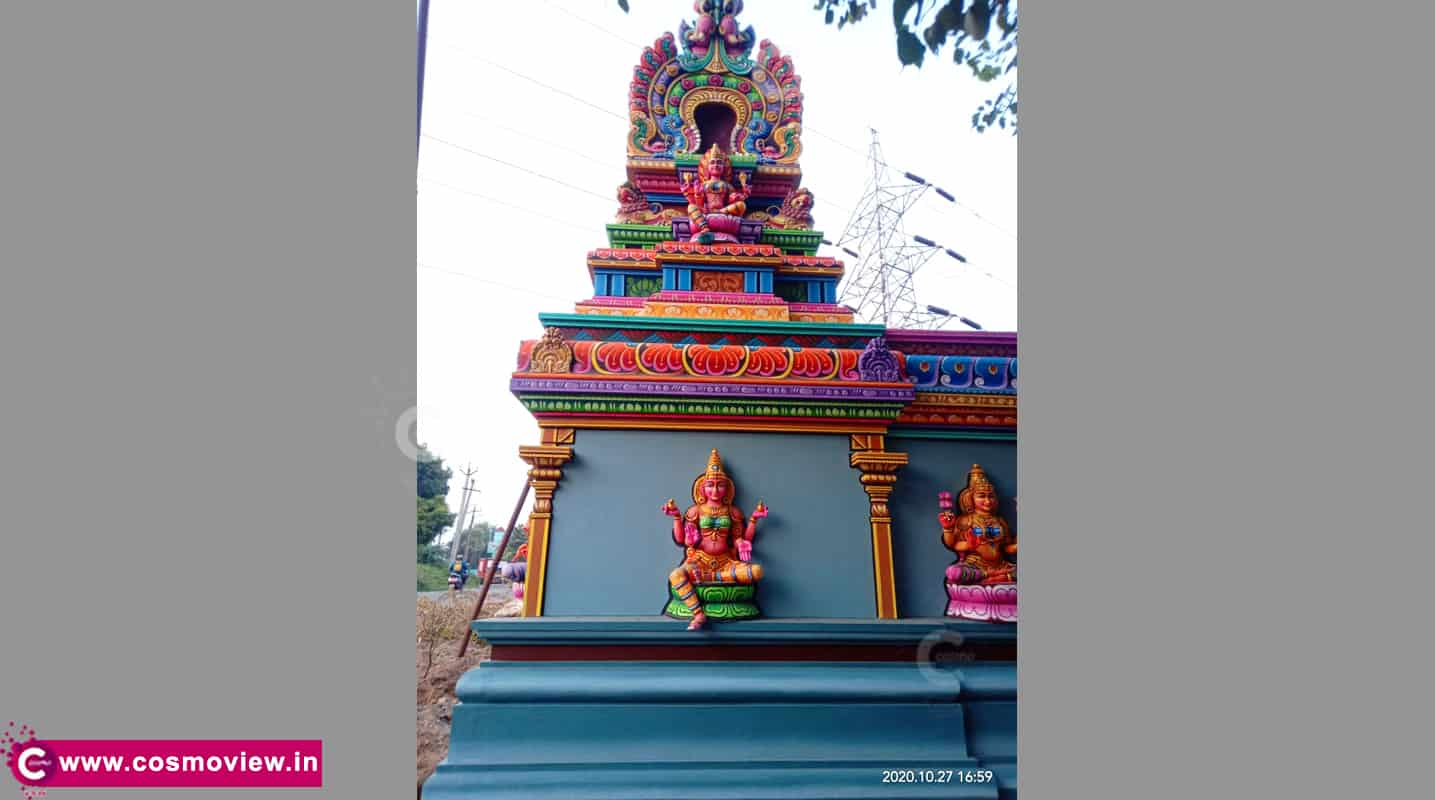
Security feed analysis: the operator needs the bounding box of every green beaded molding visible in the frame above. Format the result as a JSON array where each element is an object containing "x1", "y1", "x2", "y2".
[
  {"x1": 664, "y1": 583, "x2": 760, "y2": 620},
  {"x1": 759, "y1": 228, "x2": 824, "y2": 256},
  {"x1": 674, "y1": 153, "x2": 759, "y2": 170},
  {"x1": 518, "y1": 395, "x2": 906, "y2": 420},
  {"x1": 604, "y1": 224, "x2": 670, "y2": 249}
]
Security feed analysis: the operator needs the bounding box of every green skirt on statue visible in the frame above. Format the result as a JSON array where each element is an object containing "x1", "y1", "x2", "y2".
[{"x1": 663, "y1": 583, "x2": 760, "y2": 620}]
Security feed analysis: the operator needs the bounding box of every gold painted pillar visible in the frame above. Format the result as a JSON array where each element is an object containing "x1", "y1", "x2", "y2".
[
  {"x1": 850, "y1": 434, "x2": 908, "y2": 619},
  {"x1": 518, "y1": 427, "x2": 574, "y2": 617}
]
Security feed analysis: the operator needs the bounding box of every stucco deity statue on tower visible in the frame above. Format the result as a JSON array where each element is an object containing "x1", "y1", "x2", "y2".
[
  {"x1": 939, "y1": 464, "x2": 1018, "y2": 622},
  {"x1": 662, "y1": 449, "x2": 768, "y2": 630},
  {"x1": 681, "y1": 144, "x2": 751, "y2": 243}
]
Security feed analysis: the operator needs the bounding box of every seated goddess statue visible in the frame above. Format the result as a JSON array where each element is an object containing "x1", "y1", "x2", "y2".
[
  {"x1": 938, "y1": 464, "x2": 1017, "y2": 622},
  {"x1": 681, "y1": 145, "x2": 750, "y2": 243},
  {"x1": 662, "y1": 449, "x2": 768, "y2": 630}
]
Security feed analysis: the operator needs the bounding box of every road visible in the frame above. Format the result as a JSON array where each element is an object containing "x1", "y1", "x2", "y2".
[{"x1": 418, "y1": 583, "x2": 514, "y2": 604}]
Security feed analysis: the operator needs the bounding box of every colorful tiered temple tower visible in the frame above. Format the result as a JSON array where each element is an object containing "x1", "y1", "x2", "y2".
[{"x1": 426, "y1": 5, "x2": 1016, "y2": 797}]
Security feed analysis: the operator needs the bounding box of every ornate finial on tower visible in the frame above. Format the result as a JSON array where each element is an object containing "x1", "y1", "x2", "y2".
[
  {"x1": 678, "y1": 0, "x2": 755, "y2": 64},
  {"x1": 528, "y1": 327, "x2": 574, "y2": 373},
  {"x1": 858, "y1": 336, "x2": 903, "y2": 382}
]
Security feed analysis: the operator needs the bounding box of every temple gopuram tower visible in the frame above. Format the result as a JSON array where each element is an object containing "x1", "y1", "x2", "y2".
[{"x1": 426, "y1": 5, "x2": 1017, "y2": 797}]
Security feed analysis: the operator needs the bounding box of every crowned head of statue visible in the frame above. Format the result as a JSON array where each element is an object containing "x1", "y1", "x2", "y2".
[
  {"x1": 958, "y1": 464, "x2": 1001, "y2": 517},
  {"x1": 692, "y1": 448, "x2": 736, "y2": 506},
  {"x1": 698, "y1": 144, "x2": 731, "y2": 181}
]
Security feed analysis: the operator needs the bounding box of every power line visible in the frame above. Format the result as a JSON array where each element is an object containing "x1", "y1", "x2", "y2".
[
  {"x1": 421, "y1": 133, "x2": 612, "y2": 202},
  {"x1": 538, "y1": 0, "x2": 645, "y2": 50},
  {"x1": 907, "y1": 233, "x2": 1016, "y2": 290},
  {"x1": 445, "y1": 109, "x2": 614, "y2": 170},
  {"x1": 430, "y1": 17, "x2": 1013, "y2": 288},
  {"x1": 804, "y1": 125, "x2": 867, "y2": 157},
  {"x1": 432, "y1": 41, "x2": 625, "y2": 122},
  {"x1": 417, "y1": 262, "x2": 576, "y2": 303},
  {"x1": 799, "y1": 126, "x2": 1019, "y2": 244},
  {"x1": 418, "y1": 176, "x2": 597, "y2": 233}
]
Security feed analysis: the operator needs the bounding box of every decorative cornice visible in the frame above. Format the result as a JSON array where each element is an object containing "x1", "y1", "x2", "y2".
[
  {"x1": 520, "y1": 396, "x2": 905, "y2": 421},
  {"x1": 887, "y1": 428, "x2": 1017, "y2": 441},
  {"x1": 906, "y1": 354, "x2": 1017, "y2": 394},
  {"x1": 655, "y1": 241, "x2": 781, "y2": 257},
  {"x1": 909, "y1": 392, "x2": 1016, "y2": 409},
  {"x1": 884, "y1": 330, "x2": 1017, "y2": 357},
  {"x1": 648, "y1": 290, "x2": 786, "y2": 305},
  {"x1": 549, "y1": 340, "x2": 892, "y2": 383},
  {"x1": 896, "y1": 392, "x2": 1018, "y2": 429},
  {"x1": 512, "y1": 375, "x2": 914, "y2": 402}
]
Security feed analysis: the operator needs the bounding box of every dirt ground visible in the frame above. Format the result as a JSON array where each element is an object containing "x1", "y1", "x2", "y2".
[{"x1": 416, "y1": 586, "x2": 521, "y2": 795}]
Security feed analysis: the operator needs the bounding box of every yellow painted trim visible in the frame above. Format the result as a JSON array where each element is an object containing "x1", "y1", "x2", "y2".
[
  {"x1": 871, "y1": 520, "x2": 897, "y2": 618},
  {"x1": 521, "y1": 512, "x2": 552, "y2": 617}
]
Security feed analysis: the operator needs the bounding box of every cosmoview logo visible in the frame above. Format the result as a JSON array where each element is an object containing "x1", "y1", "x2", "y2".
[
  {"x1": 15, "y1": 744, "x2": 54, "y2": 784},
  {"x1": 4, "y1": 722, "x2": 51, "y2": 799}
]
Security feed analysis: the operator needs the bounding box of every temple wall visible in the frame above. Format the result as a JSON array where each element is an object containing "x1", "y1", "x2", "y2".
[
  {"x1": 887, "y1": 436, "x2": 1017, "y2": 618},
  {"x1": 541, "y1": 428, "x2": 876, "y2": 618}
]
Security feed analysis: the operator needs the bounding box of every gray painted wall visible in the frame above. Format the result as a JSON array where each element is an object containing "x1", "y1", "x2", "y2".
[
  {"x1": 543, "y1": 429, "x2": 876, "y2": 618},
  {"x1": 887, "y1": 438, "x2": 1017, "y2": 618}
]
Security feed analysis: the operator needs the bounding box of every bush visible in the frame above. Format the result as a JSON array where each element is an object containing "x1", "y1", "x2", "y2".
[
  {"x1": 417, "y1": 543, "x2": 448, "y2": 566},
  {"x1": 415, "y1": 595, "x2": 479, "y2": 681},
  {"x1": 417, "y1": 562, "x2": 450, "y2": 592}
]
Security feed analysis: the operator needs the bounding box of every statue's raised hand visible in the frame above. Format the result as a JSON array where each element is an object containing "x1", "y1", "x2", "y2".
[
  {"x1": 684, "y1": 522, "x2": 700, "y2": 546},
  {"x1": 733, "y1": 171, "x2": 752, "y2": 201}
]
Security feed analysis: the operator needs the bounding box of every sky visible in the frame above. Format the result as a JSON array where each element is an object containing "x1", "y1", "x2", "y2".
[{"x1": 416, "y1": 0, "x2": 1017, "y2": 543}]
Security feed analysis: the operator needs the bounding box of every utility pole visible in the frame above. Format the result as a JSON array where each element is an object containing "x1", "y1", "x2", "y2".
[
  {"x1": 447, "y1": 464, "x2": 479, "y2": 563},
  {"x1": 417, "y1": 0, "x2": 431, "y2": 155},
  {"x1": 462, "y1": 505, "x2": 479, "y2": 563}
]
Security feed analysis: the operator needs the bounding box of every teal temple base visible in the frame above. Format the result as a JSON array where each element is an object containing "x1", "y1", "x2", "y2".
[{"x1": 423, "y1": 618, "x2": 1015, "y2": 800}]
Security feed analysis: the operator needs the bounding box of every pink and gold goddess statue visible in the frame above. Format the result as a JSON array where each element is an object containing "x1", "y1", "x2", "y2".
[
  {"x1": 939, "y1": 464, "x2": 1017, "y2": 622},
  {"x1": 681, "y1": 145, "x2": 750, "y2": 243},
  {"x1": 662, "y1": 449, "x2": 767, "y2": 630}
]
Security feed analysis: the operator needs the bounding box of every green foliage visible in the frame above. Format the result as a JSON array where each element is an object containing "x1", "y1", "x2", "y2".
[
  {"x1": 417, "y1": 561, "x2": 450, "y2": 592},
  {"x1": 615, "y1": 1, "x2": 1015, "y2": 133},
  {"x1": 416, "y1": 444, "x2": 456, "y2": 547},
  {"x1": 417, "y1": 495, "x2": 455, "y2": 548},
  {"x1": 456, "y1": 522, "x2": 498, "y2": 557},
  {"x1": 416, "y1": 444, "x2": 452, "y2": 500},
  {"x1": 814, "y1": 0, "x2": 1019, "y2": 135},
  {"x1": 417, "y1": 542, "x2": 448, "y2": 566},
  {"x1": 500, "y1": 525, "x2": 530, "y2": 560}
]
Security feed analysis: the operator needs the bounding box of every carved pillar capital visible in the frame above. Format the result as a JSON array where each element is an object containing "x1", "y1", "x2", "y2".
[
  {"x1": 850, "y1": 435, "x2": 907, "y2": 619},
  {"x1": 517, "y1": 438, "x2": 574, "y2": 617}
]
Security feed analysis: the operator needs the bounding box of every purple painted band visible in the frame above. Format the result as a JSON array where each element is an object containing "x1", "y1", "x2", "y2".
[{"x1": 510, "y1": 376, "x2": 915, "y2": 403}]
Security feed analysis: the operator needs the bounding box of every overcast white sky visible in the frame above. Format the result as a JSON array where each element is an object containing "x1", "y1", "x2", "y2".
[{"x1": 416, "y1": 0, "x2": 1017, "y2": 542}]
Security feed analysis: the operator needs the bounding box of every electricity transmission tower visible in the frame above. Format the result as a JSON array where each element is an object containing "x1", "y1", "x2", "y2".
[{"x1": 833, "y1": 130, "x2": 968, "y2": 330}]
